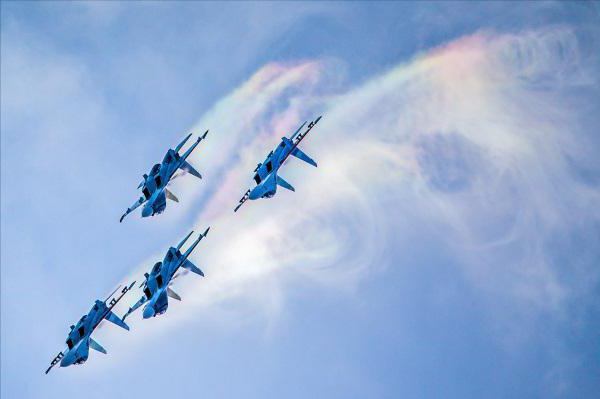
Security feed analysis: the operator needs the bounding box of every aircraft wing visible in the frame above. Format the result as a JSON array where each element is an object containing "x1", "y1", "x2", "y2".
[
  {"x1": 179, "y1": 228, "x2": 209, "y2": 263},
  {"x1": 234, "y1": 189, "x2": 251, "y2": 212},
  {"x1": 45, "y1": 347, "x2": 67, "y2": 374},
  {"x1": 281, "y1": 116, "x2": 322, "y2": 165},
  {"x1": 289, "y1": 121, "x2": 307, "y2": 140},
  {"x1": 94, "y1": 282, "x2": 136, "y2": 329},
  {"x1": 120, "y1": 196, "x2": 146, "y2": 223},
  {"x1": 178, "y1": 130, "x2": 208, "y2": 163},
  {"x1": 166, "y1": 130, "x2": 208, "y2": 182},
  {"x1": 122, "y1": 296, "x2": 146, "y2": 321}
]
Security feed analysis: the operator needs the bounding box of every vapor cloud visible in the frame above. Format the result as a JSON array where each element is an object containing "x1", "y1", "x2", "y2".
[{"x1": 121, "y1": 28, "x2": 599, "y2": 353}]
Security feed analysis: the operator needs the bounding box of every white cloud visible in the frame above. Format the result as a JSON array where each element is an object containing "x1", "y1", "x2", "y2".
[{"x1": 117, "y1": 28, "x2": 600, "y2": 362}]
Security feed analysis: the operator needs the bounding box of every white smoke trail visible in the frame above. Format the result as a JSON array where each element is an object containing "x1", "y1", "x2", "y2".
[{"x1": 114, "y1": 28, "x2": 599, "y2": 353}]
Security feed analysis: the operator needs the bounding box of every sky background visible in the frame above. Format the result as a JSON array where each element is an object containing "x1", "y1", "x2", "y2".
[{"x1": 2, "y1": 1, "x2": 600, "y2": 398}]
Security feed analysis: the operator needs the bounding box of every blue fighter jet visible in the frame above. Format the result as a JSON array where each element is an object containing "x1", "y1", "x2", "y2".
[
  {"x1": 234, "y1": 116, "x2": 322, "y2": 212},
  {"x1": 120, "y1": 131, "x2": 209, "y2": 222},
  {"x1": 45, "y1": 282, "x2": 136, "y2": 374},
  {"x1": 122, "y1": 228, "x2": 209, "y2": 320}
]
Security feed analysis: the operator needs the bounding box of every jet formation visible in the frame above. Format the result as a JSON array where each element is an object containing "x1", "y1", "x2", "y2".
[{"x1": 46, "y1": 115, "x2": 322, "y2": 373}]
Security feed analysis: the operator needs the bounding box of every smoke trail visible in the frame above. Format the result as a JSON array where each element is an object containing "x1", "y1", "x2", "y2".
[{"x1": 116, "y1": 28, "x2": 599, "y2": 352}]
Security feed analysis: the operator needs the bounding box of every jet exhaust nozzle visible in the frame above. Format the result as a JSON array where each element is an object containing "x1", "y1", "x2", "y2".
[
  {"x1": 141, "y1": 205, "x2": 153, "y2": 218},
  {"x1": 143, "y1": 305, "x2": 156, "y2": 319}
]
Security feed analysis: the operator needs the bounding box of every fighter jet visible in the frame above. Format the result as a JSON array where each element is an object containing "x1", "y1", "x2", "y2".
[
  {"x1": 234, "y1": 116, "x2": 321, "y2": 212},
  {"x1": 45, "y1": 282, "x2": 136, "y2": 374},
  {"x1": 122, "y1": 228, "x2": 209, "y2": 320},
  {"x1": 120, "y1": 131, "x2": 209, "y2": 222}
]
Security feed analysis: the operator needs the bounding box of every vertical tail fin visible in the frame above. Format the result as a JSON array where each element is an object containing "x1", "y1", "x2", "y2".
[
  {"x1": 174, "y1": 133, "x2": 193, "y2": 153},
  {"x1": 180, "y1": 228, "x2": 209, "y2": 261},
  {"x1": 177, "y1": 228, "x2": 209, "y2": 275},
  {"x1": 179, "y1": 130, "x2": 208, "y2": 161},
  {"x1": 177, "y1": 231, "x2": 194, "y2": 251}
]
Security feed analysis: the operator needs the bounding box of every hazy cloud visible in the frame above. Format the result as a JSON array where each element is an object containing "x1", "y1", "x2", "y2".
[{"x1": 119, "y1": 28, "x2": 600, "y2": 359}]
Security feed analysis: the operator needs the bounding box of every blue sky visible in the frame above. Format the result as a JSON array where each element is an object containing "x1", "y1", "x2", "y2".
[{"x1": 1, "y1": 2, "x2": 599, "y2": 398}]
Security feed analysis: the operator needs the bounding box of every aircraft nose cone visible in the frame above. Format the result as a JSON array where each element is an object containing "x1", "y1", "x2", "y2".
[
  {"x1": 143, "y1": 305, "x2": 155, "y2": 319},
  {"x1": 141, "y1": 205, "x2": 153, "y2": 218}
]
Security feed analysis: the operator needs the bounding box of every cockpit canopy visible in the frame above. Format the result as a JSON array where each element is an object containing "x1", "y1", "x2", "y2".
[
  {"x1": 163, "y1": 152, "x2": 174, "y2": 164},
  {"x1": 150, "y1": 163, "x2": 161, "y2": 176},
  {"x1": 151, "y1": 261, "x2": 162, "y2": 274},
  {"x1": 253, "y1": 159, "x2": 274, "y2": 185},
  {"x1": 66, "y1": 315, "x2": 88, "y2": 348},
  {"x1": 165, "y1": 248, "x2": 177, "y2": 263}
]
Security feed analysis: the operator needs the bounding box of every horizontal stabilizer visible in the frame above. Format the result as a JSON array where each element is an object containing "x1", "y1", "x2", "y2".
[
  {"x1": 291, "y1": 147, "x2": 317, "y2": 167},
  {"x1": 182, "y1": 259, "x2": 204, "y2": 276},
  {"x1": 105, "y1": 310, "x2": 130, "y2": 331},
  {"x1": 120, "y1": 196, "x2": 145, "y2": 223},
  {"x1": 122, "y1": 297, "x2": 146, "y2": 321},
  {"x1": 276, "y1": 175, "x2": 295, "y2": 192},
  {"x1": 165, "y1": 188, "x2": 179, "y2": 202},
  {"x1": 180, "y1": 160, "x2": 202, "y2": 179},
  {"x1": 89, "y1": 338, "x2": 107, "y2": 354},
  {"x1": 167, "y1": 287, "x2": 181, "y2": 301}
]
